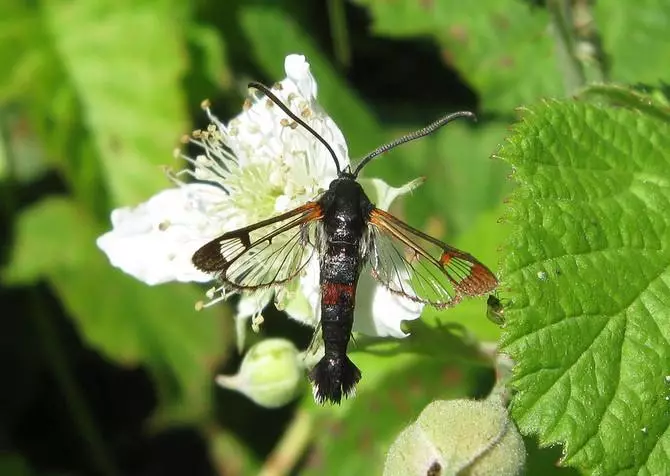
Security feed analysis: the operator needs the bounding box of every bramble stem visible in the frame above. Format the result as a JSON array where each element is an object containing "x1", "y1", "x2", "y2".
[
  {"x1": 548, "y1": 0, "x2": 586, "y2": 93},
  {"x1": 258, "y1": 409, "x2": 314, "y2": 476},
  {"x1": 547, "y1": 0, "x2": 608, "y2": 93}
]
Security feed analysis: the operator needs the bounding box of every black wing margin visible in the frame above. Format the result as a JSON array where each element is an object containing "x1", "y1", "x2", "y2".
[
  {"x1": 367, "y1": 208, "x2": 498, "y2": 308},
  {"x1": 192, "y1": 202, "x2": 323, "y2": 290}
]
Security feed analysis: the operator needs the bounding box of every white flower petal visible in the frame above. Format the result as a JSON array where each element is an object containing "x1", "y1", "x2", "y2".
[
  {"x1": 352, "y1": 272, "x2": 424, "y2": 338},
  {"x1": 280, "y1": 289, "x2": 315, "y2": 326},
  {"x1": 237, "y1": 290, "x2": 274, "y2": 320},
  {"x1": 290, "y1": 257, "x2": 321, "y2": 327},
  {"x1": 96, "y1": 184, "x2": 228, "y2": 285},
  {"x1": 285, "y1": 54, "x2": 317, "y2": 101},
  {"x1": 274, "y1": 194, "x2": 292, "y2": 213},
  {"x1": 359, "y1": 177, "x2": 425, "y2": 211}
]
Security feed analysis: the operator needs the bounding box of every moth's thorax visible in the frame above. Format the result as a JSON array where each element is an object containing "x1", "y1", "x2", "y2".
[{"x1": 320, "y1": 177, "x2": 373, "y2": 242}]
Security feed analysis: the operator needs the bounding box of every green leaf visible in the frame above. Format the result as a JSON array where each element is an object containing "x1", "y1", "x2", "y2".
[
  {"x1": 0, "y1": 3, "x2": 44, "y2": 101},
  {"x1": 3, "y1": 198, "x2": 93, "y2": 283},
  {"x1": 578, "y1": 83, "x2": 670, "y2": 123},
  {"x1": 186, "y1": 23, "x2": 232, "y2": 91},
  {"x1": 0, "y1": 3, "x2": 110, "y2": 215},
  {"x1": 594, "y1": 0, "x2": 670, "y2": 85},
  {"x1": 0, "y1": 454, "x2": 31, "y2": 476},
  {"x1": 499, "y1": 100, "x2": 670, "y2": 473},
  {"x1": 4, "y1": 197, "x2": 230, "y2": 421},
  {"x1": 42, "y1": 0, "x2": 190, "y2": 205},
  {"x1": 354, "y1": 0, "x2": 564, "y2": 112}
]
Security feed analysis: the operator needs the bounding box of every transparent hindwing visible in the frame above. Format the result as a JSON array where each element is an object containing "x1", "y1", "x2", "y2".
[{"x1": 367, "y1": 208, "x2": 498, "y2": 308}]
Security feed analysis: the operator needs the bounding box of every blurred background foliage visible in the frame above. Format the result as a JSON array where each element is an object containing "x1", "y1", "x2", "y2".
[{"x1": 0, "y1": 0, "x2": 667, "y2": 475}]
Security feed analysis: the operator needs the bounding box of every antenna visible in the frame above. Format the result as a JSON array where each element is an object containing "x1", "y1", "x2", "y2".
[
  {"x1": 352, "y1": 111, "x2": 476, "y2": 177},
  {"x1": 248, "y1": 82, "x2": 342, "y2": 175}
]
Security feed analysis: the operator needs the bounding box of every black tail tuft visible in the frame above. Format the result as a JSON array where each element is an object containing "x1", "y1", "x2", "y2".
[{"x1": 308, "y1": 356, "x2": 361, "y2": 404}]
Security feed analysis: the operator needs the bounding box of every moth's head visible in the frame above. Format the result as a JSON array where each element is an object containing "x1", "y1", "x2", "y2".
[{"x1": 328, "y1": 175, "x2": 362, "y2": 194}]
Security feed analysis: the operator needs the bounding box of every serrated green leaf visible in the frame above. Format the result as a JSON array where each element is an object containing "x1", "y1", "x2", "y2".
[
  {"x1": 42, "y1": 0, "x2": 190, "y2": 205},
  {"x1": 594, "y1": 0, "x2": 670, "y2": 85},
  {"x1": 354, "y1": 0, "x2": 564, "y2": 112},
  {"x1": 578, "y1": 83, "x2": 670, "y2": 123},
  {"x1": 499, "y1": 101, "x2": 670, "y2": 474},
  {"x1": 4, "y1": 197, "x2": 229, "y2": 421}
]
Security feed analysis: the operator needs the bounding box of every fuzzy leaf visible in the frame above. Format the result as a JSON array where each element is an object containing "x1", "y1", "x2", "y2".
[{"x1": 499, "y1": 99, "x2": 670, "y2": 473}]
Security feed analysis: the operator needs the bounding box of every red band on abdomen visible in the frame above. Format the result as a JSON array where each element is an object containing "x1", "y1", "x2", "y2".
[{"x1": 321, "y1": 282, "x2": 356, "y2": 306}]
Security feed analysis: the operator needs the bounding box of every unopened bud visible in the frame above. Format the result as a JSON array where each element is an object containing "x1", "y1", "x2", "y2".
[
  {"x1": 384, "y1": 398, "x2": 525, "y2": 476},
  {"x1": 216, "y1": 338, "x2": 304, "y2": 408}
]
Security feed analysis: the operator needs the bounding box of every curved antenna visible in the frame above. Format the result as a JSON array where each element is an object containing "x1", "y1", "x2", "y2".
[
  {"x1": 248, "y1": 81, "x2": 342, "y2": 175},
  {"x1": 352, "y1": 111, "x2": 476, "y2": 177}
]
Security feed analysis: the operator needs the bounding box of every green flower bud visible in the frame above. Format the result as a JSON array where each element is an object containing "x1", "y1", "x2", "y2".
[
  {"x1": 216, "y1": 338, "x2": 304, "y2": 408},
  {"x1": 384, "y1": 398, "x2": 525, "y2": 476}
]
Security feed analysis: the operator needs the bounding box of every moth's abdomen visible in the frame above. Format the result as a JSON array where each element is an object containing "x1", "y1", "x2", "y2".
[
  {"x1": 311, "y1": 183, "x2": 369, "y2": 404},
  {"x1": 309, "y1": 354, "x2": 361, "y2": 404},
  {"x1": 310, "y1": 245, "x2": 363, "y2": 404}
]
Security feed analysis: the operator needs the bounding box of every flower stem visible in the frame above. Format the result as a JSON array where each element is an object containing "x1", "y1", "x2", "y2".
[
  {"x1": 327, "y1": 0, "x2": 351, "y2": 68},
  {"x1": 32, "y1": 292, "x2": 119, "y2": 476},
  {"x1": 572, "y1": 0, "x2": 609, "y2": 83},
  {"x1": 258, "y1": 409, "x2": 314, "y2": 476},
  {"x1": 547, "y1": 0, "x2": 609, "y2": 93},
  {"x1": 547, "y1": 0, "x2": 586, "y2": 93}
]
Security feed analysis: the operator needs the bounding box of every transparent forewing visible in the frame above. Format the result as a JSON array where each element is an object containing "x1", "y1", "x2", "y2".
[
  {"x1": 192, "y1": 202, "x2": 322, "y2": 290},
  {"x1": 367, "y1": 208, "x2": 498, "y2": 308}
]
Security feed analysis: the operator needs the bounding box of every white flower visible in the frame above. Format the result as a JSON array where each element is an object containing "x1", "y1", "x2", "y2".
[{"x1": 97, "y1": 54, "x2": 423, "y2": 346}]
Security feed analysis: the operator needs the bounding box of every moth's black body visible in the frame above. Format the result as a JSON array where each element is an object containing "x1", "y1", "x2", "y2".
[
  {"x1": 192, "y1": 82, "x2": 499, "y2": 405},
  {"x1": 310, "y1": 177, "x2": 374, "y2": 402}
]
